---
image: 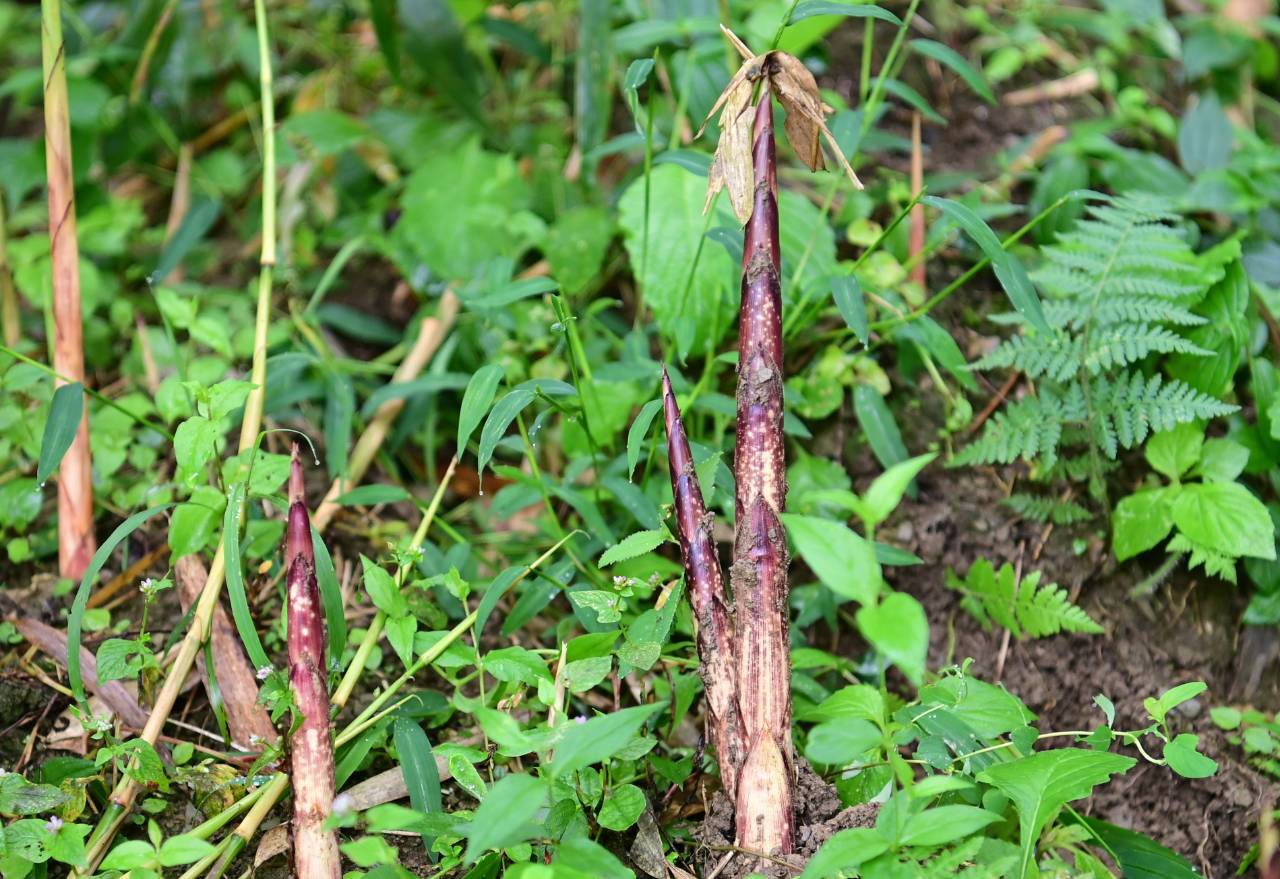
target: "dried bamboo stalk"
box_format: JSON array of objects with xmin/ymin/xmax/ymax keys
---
[
  {"xmin": 42, "ymin": 0, "xmax": 96, "ymax": 579},
  {"xmin": 660, "ymin": 368, "xmax": 743, "ymax": 797},
  {"xmin": 730, "ymin": 89, "xmax": 794, "ymax": 857},
  {"xmin": 286, "ymin": 448, "xmax": 340, "ymax": 879}
]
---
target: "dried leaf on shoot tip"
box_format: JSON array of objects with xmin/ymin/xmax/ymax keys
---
[
  {"xmin": 720, "ymin": 23, "xmax": 754, "ymax": 62},
  {"xmin": 769, "ymin": 52, "xmax": 864, "ymax": 189},
  {"xmin": 704, "ymin": 71, "xmax": 758, "ymax": 223}
]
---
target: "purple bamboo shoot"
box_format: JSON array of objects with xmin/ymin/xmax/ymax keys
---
[
  {"xmin": 286, "ymin": 447, "xmax": 341, "ymax": 879},
  {"xmin": 661, "ymin": 368, "xmax": 744, "ymax": 797},
  {"xmin": 730, "ymin": 88, "xmax": 794, "ymax": 856}
]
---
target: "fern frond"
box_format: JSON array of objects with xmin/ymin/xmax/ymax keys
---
[
  {"xmin": 1168, "ymin": 533, "xmax": 1238, "ymax": 584},
  {"xmin": 1082, "ymin": 328, "xmax": 1211, "ymax": 374},
  {"xmin": 1045, "ymin": 297, "xmax": 1205, "ymax": 330},
  {"xmin": 945, "ymin": 558, "xmax": 1103, "ymax": 639},
  {"xmin": 952, "ymin": 396, "xmax": 1066, "ymax": 467},
  {"xmin": 1090, "ymin": 372, "xmax": 1238, "ymax": 458},
  {"xmin": 973, "ymin": 333, "xmax": 1079, "ymax": 382},
  {"xmin": 1003, "ymin": 493, "xmax": 1093, "ymax": 524}
]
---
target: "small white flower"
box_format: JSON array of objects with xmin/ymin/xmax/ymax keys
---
[
  {"xmin": 141, "ymin": 578, "xmax": 154, "ymax": 590},
  {"xmin": 45, "ymin": 816, "xmax": 63, "ymax": 834},
  {"xmin": 612, "ymin": 575, "xmax": 628, "ymax": 587},
  {"xmin": 256, "ymin": 665, "xmax": 273, "ymax": 680},
  {"xmin": 574, "ymin": 715, "xmax": 587, "ymax": 725},
  {"xmin": 0, "ymin": 768, "xmax": 8, "ymax": 776},
  {"xmin": 331, "ymin": 793, "xmax": 355, "ymax": 816}
]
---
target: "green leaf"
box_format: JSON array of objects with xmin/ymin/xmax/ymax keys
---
[
  {"xmin": 223, "ymin": 482, "xmax": 270, "ymax": 671},
  {"xmin": 853, "ymin": 384, "xmax": 908, "ymax": 470},
  {"xmin": 394, "ymin": 717, "xmax": 442, "ymax": 845},
  {"xmin": 485, "ymin": 646, "xmax": 552, "ymax": 685},
  {"xmin": 156, "ymin": 835, "xmax": 216, "ymax": 867},
  {"xmin": 862, "ymin": 453, "xmax": 936, "ymax": 527},
  {"xmin": 312, "ymin": 525, "xmax": 347, "ymax": 663},
  {"xmin": 0, "ymin": 774, "xmax": 70, "ymax": 816},
  {"xmin": 923, "ymin": 196, "xmax": 1048, "ymax": 334},
  {"xmin": 596, "ymin": 783, "xmax": 646, "ymax": 830},
  {"xmin": 1196, "ymin": 438, "xmax": 1250, "ymax": 484},
  {"xmin": 362, "ymin": 556, "xmax": 407, "ymax": 617},
  {"xmin": 95, "ymin": 638, "xmax": 147, "ymax": 682},
  {"xmin": 478, "ymin": 389, "xmax": 536, "ymax": 481},
  {"xmin": 1143, "ymin": 681, "xmax": 1206, "ymax": 725},
  {"xmin": 626, "ymin": 398, "xmax": 663, "ymax": 480},
  {"xmin": 67, "ymin": 505, "xmax": 174, "ymax": 709},
  {"xmin": 782, "ymin": 514, "xmax": 881, "ymax": 604},
  {"xmin": 385, "ymin": 614, "xmax": 417, "ymax": 668},
  {"xmin": 368, "ymin": 0, "xmax": 401, "ymax": 80},
  {"xmin": 1171, "ymin": 482, "xmax": 1276, "ymax": 560},
  {"xmin": 856, "ymin": 591, "xmax": 928, "ymax": 685},
  {"xmin": 37, "ymin": 382, "xmax": 84, "ymax": 487},
  {"xmin": 1178, "ymin": 93, "xmax": 1233, "ymax": 175},
  {"xmin": 798, "ymin": 828, "xmax": 889, "ymax": 879},
  {"xmin": 332, "ymin": 484, "xmax": 413, "ymax": 506},
  {"xmin": 99, "ymin": 840, "xmax": 156, "ymax": 871},
  {"xmin": 457, "ymin": 364, "xmax": 505, "ymax": 458},
  {"xmin": 395, "ymin": 139, "xmax": 529, "ymax": 281},
  {"xmin": 978, "ymin": 749, "xmax": 1135, "ymax": 879},
  {"xmin": 1145, "ymin": 423, "xmax": 1203, "ymax": 481},
  {"xmin": 548, "ymin": 703, "xmax": 664, "ymax": 779},
  {"xmin": 1075, "ymin": 815, "xmax": 1201, "ymax": 879},
  {"xmin": 908, "ymin": 39, "xmax": 995, "ymax": 104},
  {"xmin": 831, "ymin": 275, "xmax": 868, "ymax": 344},
  {"xmin": 1113, "ymin": 489, "xmax": 1174, "ymax": 561},
  {"xmin": 804, "ymin": 719, "xmax": 881, "ymax": 766},
  {"xmin": 463, "ymin": 773, "xmax": 546, "ymax": 861},
  {"xmin": 618, "ymin": 164, "xmax": 736, "ymax": 353},
  {"xmin": 1209, "ymin": 706, "xmax": 1242, "ymax": 730},
  {"xmin": 465, "ymin": 277, "xmax": 558, "ymax": 310},
  {"xmin": 900, "ymin": 805, "xmax": 1001, "ymax": 846},
  {"xmin": 622, "ymin": 58, "xmax": 655, "ymax": 131},
  {"xmin": 1162, "ymin": 734, "xmax": 1218, "ymax": 779},
  {"xmin": 173, "ymin": 416, "xmax": 219, "ymax": 484},
  {"xmin": 150, "ymin": 197, "xmax": 220, "ymax": 283},
  {"xmin": 790, "ymin": 1, "xmax": 902, "ymax": 24},
  {"xmin": 599, "ymin": 529, "xmax": 667, "ymax": 567}
]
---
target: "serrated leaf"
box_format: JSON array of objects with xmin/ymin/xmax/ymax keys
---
[{"xmin": 599, "ymin": 529, "xmax": 668, "ymax": 567}]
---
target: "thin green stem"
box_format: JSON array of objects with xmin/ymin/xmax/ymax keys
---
[{"xmin": 861, "ymin": 0, "xmax": 921, "ymax": 137}]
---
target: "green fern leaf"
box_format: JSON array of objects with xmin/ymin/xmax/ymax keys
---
[
  {"xmin": 1003, "ymin": 493, "xmax": 1092, "ymax": 524},
  {"xmin": 946, "ymin": 558, "xmax": 1103, "ymax": 639}
]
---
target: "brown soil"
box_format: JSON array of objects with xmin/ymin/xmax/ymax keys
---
[
  {"xmin": 884, "ymin": 463, "xmax": 1279, "ymax": 877},
  {"xmin": 700, "ymin": 761, "xmax": 879, "ymax": 879}
]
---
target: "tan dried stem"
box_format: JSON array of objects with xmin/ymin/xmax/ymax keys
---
[{"xmin": 42, "ymin": 0, "xmax": 96, "ymax": 579}]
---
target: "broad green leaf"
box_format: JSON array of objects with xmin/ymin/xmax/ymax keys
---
[
  {"xmin": 798, "ymin": 827, "xmax": 888, "ymax": 879},
  {"xmin": 99, "ymin": 840, "xmax": 156, "ymax": 871},
  {"xmin": 908, "ymin": 39, "xmax": 995, "ymax": 104},
  {"xmin": 856, "ymin": 592, "xmax": 928, "ymax": 685},
  {"xmin": 395, "ymin": 139, "xmax": 530, "ymax": 281},
  {"xmin": 1113, "ymin": 489, "xmax": 1174, "ymax": 561},
  {"xmin": 626, "ymin": 398, "xmax": 663, "ymax": 480},
  {"xmin": 599, "ymin": 529, "xmax": 667, "ymax": 567},
  {"xmin": 790, "ymin": 1, "xmax": 902, "ymax": 24},
  {"xmin": 1145, "ymin": 423, "xmax": 1202, "ymax": 481},
  {"xmin": 782, "ymin": 514, "xmax": 881, "ymax": 604},
  {"xmin": 978, "ymin": 749, "xmax": 1136, "ymax": 879},
  {"xmin": 900, "ymin": 805, "xmax": 1001, "ymax": 846},
  {"xmin": 596, "ymin": 783, "xmax": 646, "ymax": 830},
  {"xmin": 831, "ymin": 275, "xmax": 868, "ymax": 344},
  {"xmin": 804, "ymin": 719, "xmax": 881, "ymax": 766},
  {"xmin": 173, "ymin": 415, "xmax": 219, "ymax": 484},
  {"xmin": 548, "ymin": 703, "xmax": 663, "ymax": 779},
  {"xmin": 1162, "ymin": 733, "xmax": 1218, "ymax": 779},
  {"xmin": 1178, "ymin": 93, "xmax": 1232, "ymax": 175},
  {"xmin": 156, "ymin": 835, "xmax": 215, "ymax": 867},
  {"xmin": 797, "ymin": 684, "xmax": 885, "ymax": 724},
  {"xmin": 1171, "ymin": 482, "xmax": 1276, "ymax": 560},
  {"xmin": 923, "ymin": 196, "xmax": 1048, "ymax": 334},
  {"xmin": 0, "ymin": 774, "xmax": 70, "ymax": 816},
  {"xmin": 457, "ymin": 364, "xmax": 505, "ymax": 457},
  {"xmin": 1075, "ymin": 815, "xmax": 1201, "ymax": 879},
  {"xmin": 37, "ymin": 382, "xmax": 84, "ymax": 487},
  {"xmin": 463, "ymin": 773, "xmax": 547, "ymax": 860},
  {"xmin": 485, "ymin": 646, "xmax": 552, "ymax": 685},
  {"xmin": 862, "ymin": 453, "xmax": 936, "ymax": 527},
  {"xmin": 95, "ymin": 638, "xmax": 147, "ymax": 682},
  {"xmin": 1196, "ymin": 438, "xmax": 1249, "ymax": 484},
  {"xmin": 618, "ymin": 164, "xmax": 736, "ymax": 353}
]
